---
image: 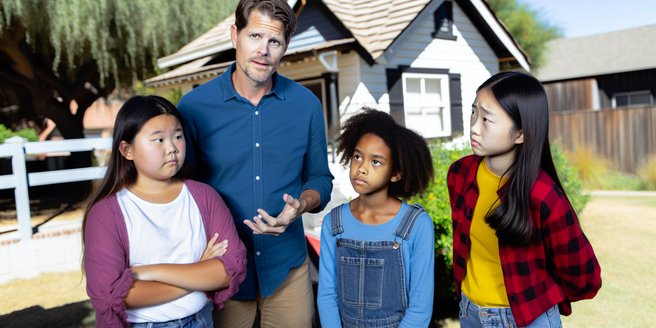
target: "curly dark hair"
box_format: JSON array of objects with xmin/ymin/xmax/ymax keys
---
[{"xmin": 336, "ymin": 108, "xmax": 434, "ymax": 199}]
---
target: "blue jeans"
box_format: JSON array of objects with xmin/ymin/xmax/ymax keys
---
[
  {"xmin": 459, "ymin": 292, "xmax": 561, "ymax": 328},
  {"xmin": 130, "ymin": 301, "xmax": 213, "ymax": 328}
]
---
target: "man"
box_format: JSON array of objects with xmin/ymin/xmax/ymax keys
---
[{"xmin": 177, "ymin": 0, "xmax": 333, "ymax": 327}]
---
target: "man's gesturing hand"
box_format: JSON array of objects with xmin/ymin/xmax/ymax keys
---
[{"xmin": 244, "ymin": 193, "xmax": 305, "ymax": 236}]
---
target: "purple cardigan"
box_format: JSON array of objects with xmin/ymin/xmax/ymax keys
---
[{"xmin": 84, "ymin": 179, "xmax": 247, "ymax": 327}]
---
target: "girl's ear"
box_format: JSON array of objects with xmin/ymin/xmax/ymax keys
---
[
  {"xmin": 119, "ymin": 141, "xmax": 134, "ymax": 160},
  {"xmin": 514, "ymin": 129, "xmax": 525, "ymax": 145},
  {"xmin": 391, "ymin": 172, "xmax": 402, "ymax": 183}
]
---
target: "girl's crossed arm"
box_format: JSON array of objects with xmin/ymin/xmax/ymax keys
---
[{"xmin": 125, "ymin": 233, "xmax": 231, "ymax": 308}]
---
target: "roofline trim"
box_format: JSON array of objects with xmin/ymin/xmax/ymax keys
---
[
  {"xmin": 158, "ymin": 42, "xmax": 233, "ymax": 69},
  {"xmin": 469, "ymin": 0, "xmax": 530, "ymax": 71}
]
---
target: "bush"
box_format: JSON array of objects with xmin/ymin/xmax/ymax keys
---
[
  {"xmin": 0, "ymin": 124, "xmax": 38, "ymax": 143},
  {"xmin": 408, "ymin": 141, "xmax": 589, "ymax": 300},
  {"xmin": 408, "ymin": 141, "xmax": 471, "ymax": 299},
  {"xmin": 551, "ymin": 143, "xmax": 591, "ymax": 213},
  {"xmin": 638, "ymin": 154, "xmax": 656, "ymax": 190}
]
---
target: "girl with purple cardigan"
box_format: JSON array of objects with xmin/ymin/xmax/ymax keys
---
[{"xmin": 83, "ymin": 95, "xmax": 246, "ymax": 327}]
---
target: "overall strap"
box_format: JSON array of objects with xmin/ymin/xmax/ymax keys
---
[
  {"xmin": 330, "ymin": 204, "xmax": 345, "ymax": 236},
  {"xmin": 393, "ymin": 204, "xmax": 426, "ymax": 240}
]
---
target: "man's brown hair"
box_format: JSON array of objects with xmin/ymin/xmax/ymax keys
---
[{"xmin": 234, "ymin": 0, "xmax": 297, "ymax": 41}]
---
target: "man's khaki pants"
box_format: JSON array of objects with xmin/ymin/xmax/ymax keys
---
[{"xmin": 213, "ymin": 257, "xmax": 314, "ymax": 328}]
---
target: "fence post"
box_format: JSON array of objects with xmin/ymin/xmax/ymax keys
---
[{"xmin": 6, "ymin": 140, "xmax": 32, "ymax": 241}]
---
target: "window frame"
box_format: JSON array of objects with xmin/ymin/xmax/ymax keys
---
[
  {"xmin": 432, "ymin": 0, "xmax": 457, "ymax": 40},
  {"xmin": 612, "ymin": 90, "xmax": 654, "ymax": 108},
  {"xmin": 401, "ymin": 72, "xmax": 452, "ymax": 138}
]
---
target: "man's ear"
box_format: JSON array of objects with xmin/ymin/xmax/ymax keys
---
[
  {"xmin": 514, "ymin": 129, "xmax": 524, "ymax": 145},
  {"xmin": 230, "ymin": 24, "xmax": 239, "ymax": 49},
  {"xmin": 391, "ymin": 172, "xmax": 402, "ymax": 183},
  {"xmin": 119, "ymin": 141, "xmax": 134, "ymax": 161}
]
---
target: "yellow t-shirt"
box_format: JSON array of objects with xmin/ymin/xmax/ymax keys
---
[{"xmin": 461, "ymin": 158, "xmax": 510, "ymax": 307}]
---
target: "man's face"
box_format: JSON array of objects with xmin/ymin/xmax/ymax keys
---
[{"xmin": 230, "ymin": 11, "xmax": 288, "ymax": 85}]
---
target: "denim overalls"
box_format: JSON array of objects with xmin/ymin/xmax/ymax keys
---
[{"xmin": 330, "ymin": 203, "xmax": 426, "ymax": 328}]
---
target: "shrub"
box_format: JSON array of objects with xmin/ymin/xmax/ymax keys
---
[
  {"xmin": 564, "ymin": 143, "xmax": 613, "ymax": 189},
  {"xmin": 408, "ymin": 141, "xmax": 470, "ymax": 299},
  {"xmin": 638, "ymin": 154, "xmax": 656, "ymax": 190},
  {"xmin": 408, "ymin": 141, "xmax": 589, "ymax": 299},
  {"xmin": 551, "ymin": 142, "xmax": 591, "ymax": 213},
  {"xmin": 0, "ymin": 124, "xmax": 38, "ymax": 143}
]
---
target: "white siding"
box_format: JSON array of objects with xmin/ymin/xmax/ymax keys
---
[{"xmin": 341, "ymin": 2, "xmax": 499, "ymax": 138}]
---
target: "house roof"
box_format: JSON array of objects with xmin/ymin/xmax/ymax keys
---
[
  {"xmin": 321, "ymin": 0, "xmax": 431, "ymax": 60},
  {"xmin": 152, "ymin": 0, "xmax": 530, "ymax": 83},
  {"xmin": 146, "ymin": 38, "xmax": 356, "ymax": 86},
  {"xmin": 534, "ymin": 24, "xmax": 656, "ymax": 82}
]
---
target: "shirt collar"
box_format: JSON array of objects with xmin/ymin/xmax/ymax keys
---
[{"xmin": 221, "ymin": 63, "xmax": 285, "ymax": 102}]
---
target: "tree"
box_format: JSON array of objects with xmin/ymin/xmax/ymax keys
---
[
  {"xmin": 487, "ymin": 0, "xmax": 562, "ymax": 69},
  {"xmin": 0, "ymin": 0, "xmax": 237, "ymax": 142}
]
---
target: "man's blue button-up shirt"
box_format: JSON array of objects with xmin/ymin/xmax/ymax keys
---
[{"xmin": 178, "ymin": 63, "xmax": 334, "ymax": 298}]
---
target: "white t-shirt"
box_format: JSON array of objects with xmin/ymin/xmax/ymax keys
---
[{"xmin": 117, "ymin": 184, "xmax": 208, "ymax": 323}]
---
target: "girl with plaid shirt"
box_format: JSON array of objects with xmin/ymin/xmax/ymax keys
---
[{"xmin": 448, "ymin": 72, "xmax": 601, "ymax": 328}]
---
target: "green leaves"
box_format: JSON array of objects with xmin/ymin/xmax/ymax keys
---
[
  {"xmin": 488, "ymin": 0, "xmax": 562, "ymax": 69},
  {"xmin": 0, "ymin": 0, "xmax": 239, "ymax": 87}
]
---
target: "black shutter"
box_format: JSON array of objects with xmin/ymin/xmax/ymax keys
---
[
  {"xmin": 449, "ymin": 73, "xmax": 463, "ymax": 136},
  {"xmin": 386, "ymin": 68, "xmax": 405, "ymax": 126}
]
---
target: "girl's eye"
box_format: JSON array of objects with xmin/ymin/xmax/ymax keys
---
[
  {"xmin": 353, "ymin": 154, "xmax": 361, "ymax": 161},
  {"xmin": 154, "ymin": 138, "xmax": 163, "ymax": 143},
  {"xmin": 372, "ymin": 160, "xmax": 381, "ymax": 166},
  {"xmin": 483, "ymin": 117, "xmax": 490, "ymax": 122},
  {"xmin": 175, "ymin": 135, "xmax": 183, "ymax": 140}
]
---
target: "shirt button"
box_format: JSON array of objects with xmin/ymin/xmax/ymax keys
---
[
  {"xmin": 256, "ymin": 176, "xmax": 260, "ymax": 180},
  {"xmin": 256, "ymin": 251, "xmax": 261, "ymax": 256},
  {"xmin": 255, "ymin": 143, "xmax": 260, "ymax": 147},
  {"xmin": 255, "ymin": 111, "xmax": 259, "ymax": 115}
]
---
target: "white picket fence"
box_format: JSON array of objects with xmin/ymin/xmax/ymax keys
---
[{"xmin": 0, "ymin": 137, "xmax": 112, "ymax": 241}]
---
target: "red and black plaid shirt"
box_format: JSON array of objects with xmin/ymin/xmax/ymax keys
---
[{"xmin": 448, "ymin": 155, "xmax": 601, "ymax": 327}]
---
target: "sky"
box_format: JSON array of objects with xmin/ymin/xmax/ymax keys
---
[{"xmin": 519, "ymin": 0, "xmax": 656, "ymax": 39}]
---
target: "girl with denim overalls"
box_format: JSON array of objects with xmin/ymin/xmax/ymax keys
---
[{"xmin": 317, "ymin": 108, "xmax": 435, "ymax": 328}]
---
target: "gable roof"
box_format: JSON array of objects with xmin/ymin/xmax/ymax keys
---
[
  {"xmin": 154, "ymin": 0, "xmax": 529, "ymax": 75},
  {"xmin": 534, "ymin": 24, "xmax": 656, "ymax": 82},
  {"xmin": 321, "ymin": 0, "xmax": 431, "ymax": 60}
]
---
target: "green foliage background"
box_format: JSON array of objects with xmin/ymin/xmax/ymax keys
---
[
  {"xmin": 408, "ymin": 141, "xmax": 589, "ymax": 299},
  {"xmin": 0, "ymin": 124, "xmax": 37, "ymax": 143},
  {"xmin": 0, "ymin": 0, "xmax": 238, "ymax": 87},
  {"xmin": 487, "ymin": 0, "xmax": 562, "ymax": 69}
]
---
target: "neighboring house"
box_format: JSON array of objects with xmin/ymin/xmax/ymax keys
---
[
  {"xmin": 534, "ymin": 24, "xmax": 656, "ymax": 112},
  {"xmin": 145, "ymin": 0, "xmax": 530, "ymax": 143}
]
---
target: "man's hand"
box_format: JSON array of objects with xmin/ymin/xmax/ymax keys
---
[{"xmin": 244, "ymin": 193, "xmax": 307, "ymax": 236}]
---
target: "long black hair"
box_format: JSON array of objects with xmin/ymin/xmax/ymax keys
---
[
  {"xmin": 479, "ymin": 72, "xmax": 569, "ymax": 247},
  {"xmin": 82, "ymin": 95, "xmax": 193, "ymax": 268}
]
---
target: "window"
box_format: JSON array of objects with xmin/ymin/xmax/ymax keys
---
[
  {"xmin": 612, "ymin": 91, "xmax": 653, "ymax": 108},
  {"xmin": 432, "ymin": 1, "xmax": 456, "ymax": 40},
  {"xmin": 402, "ymin": 73, "xmax": 451, "ymax": 138}
]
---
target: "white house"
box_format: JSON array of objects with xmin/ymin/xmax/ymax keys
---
[{"xmin": 145, "ymin": 0, "xmax": 530, "ymax": 143}]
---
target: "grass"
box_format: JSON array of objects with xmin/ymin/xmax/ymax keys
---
[
  {"xmin": 561, "ymin": 195, "xmax": 656, "ymax": 327},
  {"xmin": 0, "ymin": 271, "xmax": 89, "ymax": 316}
]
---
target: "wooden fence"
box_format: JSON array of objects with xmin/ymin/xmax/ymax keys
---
[{"xmin": 549, "ymin": 105, "xmax": 656, "ymax": 173}]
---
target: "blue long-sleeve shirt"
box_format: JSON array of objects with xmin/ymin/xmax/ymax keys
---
[
  {"xmin": 177, "ymin": 63, "xmax": 334, "ymax": 298},
  {"xmin": 318, "ymin": 202, "xmax": 435, "ymax": 327}
]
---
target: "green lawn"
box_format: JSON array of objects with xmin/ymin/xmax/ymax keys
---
[{"xmin": 562, "ymin": 195, "xmax": 656, "ymax": 328}]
